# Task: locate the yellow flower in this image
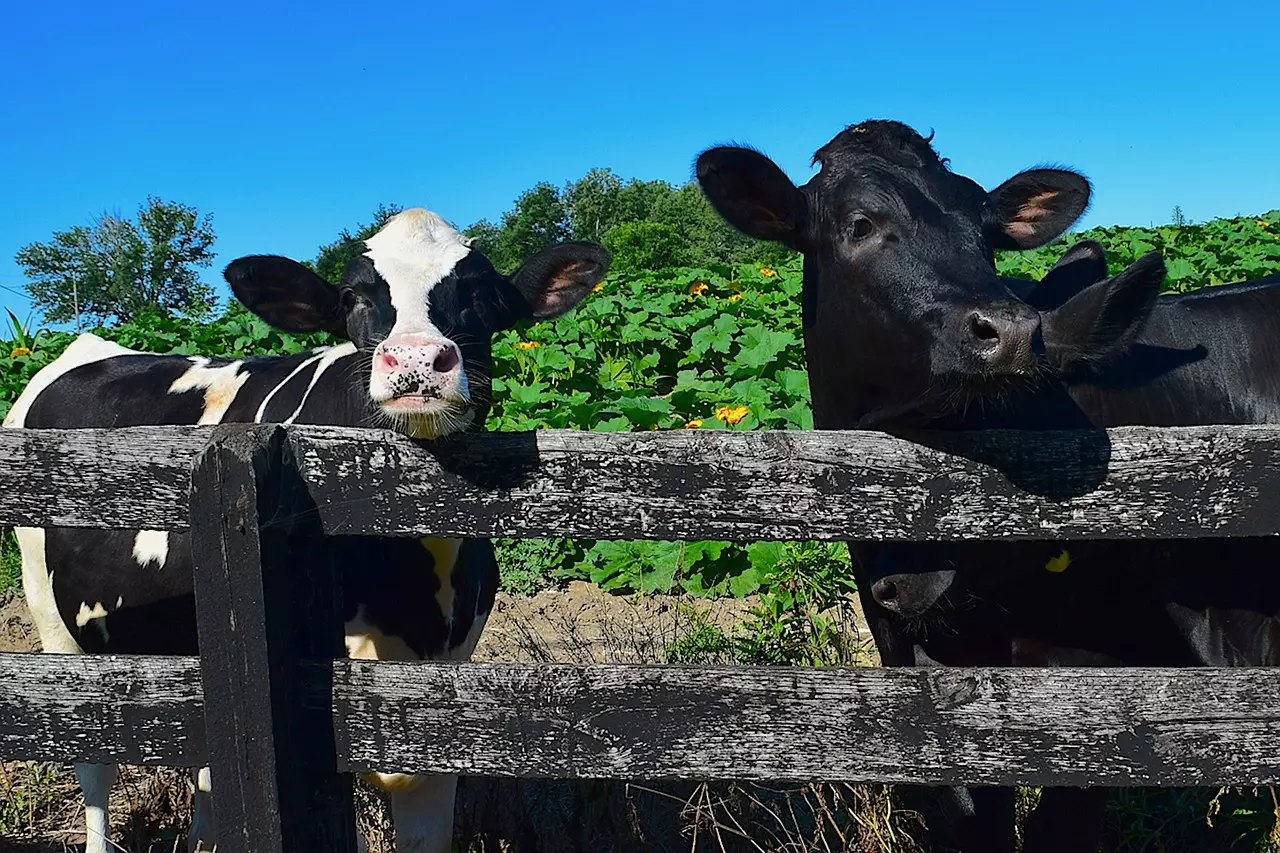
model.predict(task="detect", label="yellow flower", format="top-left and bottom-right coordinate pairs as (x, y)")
top-left (688, 281), bottom-right (709, 296)
top-left (715, 405), bottom-right (750, 425)
top-left (592, 282), bottom-right (604, 293)
top-left (1044, 550), bottom-right (1072, 573)
top-left (760, 267), bottom-right (777, 277)
top-left (1259, 220), bottom-right (1272, 229)
top-left (728, 293), bottom-right (743, 302)
top-left (517, 341), bottom-right (540, 350)
top-left (683, 419), bottom-right (703, 429)
top-left (9, 346), bottom-right (31, 359)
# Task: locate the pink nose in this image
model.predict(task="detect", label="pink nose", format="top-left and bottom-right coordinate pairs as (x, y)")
top-left (373, 335), bottom-right (461, 376)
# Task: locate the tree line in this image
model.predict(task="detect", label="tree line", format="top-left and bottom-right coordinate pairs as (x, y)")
top-left (14, 170), bottom-right (788, 326)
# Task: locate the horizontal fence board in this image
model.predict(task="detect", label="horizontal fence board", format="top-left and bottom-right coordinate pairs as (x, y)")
top-left (0, 426), bottom-right (211, 531)
top-left (0, 652), bottom-right (205, 765)
top-left (5, 423), bottom-right (1280, 540)
top-left (290, 424), bottom-right (1280, 540)
top-left (330, 661), bottom-right (1280, 786)
top-left (6, 652), bottom-right (1280, 786)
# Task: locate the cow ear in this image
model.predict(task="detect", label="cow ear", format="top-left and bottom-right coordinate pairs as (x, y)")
top-left (225, 256), bottom-right (347, 337)
top-left (1044, 252), bottom-right (1165, 375)
top-left (988, 168), bottom-right (1091, 250)
top-left (508, 242), bottom-right (610, 321)
top-left (1023, 240), bottom-right (1109, 310)
top-left (697, 146), bottom-right (807, 249)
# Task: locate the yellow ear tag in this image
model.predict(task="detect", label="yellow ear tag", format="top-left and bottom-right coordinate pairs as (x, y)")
top-left (1044, 550), bottom-right (1071, 573)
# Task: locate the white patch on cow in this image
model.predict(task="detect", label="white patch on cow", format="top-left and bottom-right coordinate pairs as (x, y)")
top-left (421, 538), bottom-right (461, 636)
top-left (363, 208), bottom-right (471, 339)
top-left (390, 774), bottom-right (459, 853)
top-left (15, 527), bottom-right (82, 654)
top-left (76, 601), bottom-right (110, 642)
top-left (132, 530), bottom-right (169, 568)
top-left (76, 763), bottom-right (117, 853)
top-left (168, 358), bottom-right (250, 424)
top-left (254, 350), bottom-right (329, 422)
top-left (282, 343), bottom-right (357, 423)
top-left (3, 334), bottom-right (139, 429)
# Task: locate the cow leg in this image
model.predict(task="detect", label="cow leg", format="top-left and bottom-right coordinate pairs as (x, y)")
top-left (75, 762), bottom-right (117, 853)
top-left (391, 774), bottom-right (458, 853)
top-left (1022, 787), bottom-right (1107, 853)
top-left (188, 766), bottom-right (216, 852)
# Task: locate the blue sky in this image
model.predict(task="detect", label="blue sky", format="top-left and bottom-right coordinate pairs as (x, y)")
top-left (2, 0), bottom-right (1277, 324)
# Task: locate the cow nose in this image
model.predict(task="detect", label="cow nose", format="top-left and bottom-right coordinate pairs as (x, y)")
top-left (871, 578), bottom-right (901, 612)
top-left (967, 306), bottom-right (1043, 373)
top-left (373, 335), bottom-right (462, 379)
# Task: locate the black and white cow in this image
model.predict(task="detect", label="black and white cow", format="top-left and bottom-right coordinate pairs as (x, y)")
top-left (4, 207), bottom-right (609, 853)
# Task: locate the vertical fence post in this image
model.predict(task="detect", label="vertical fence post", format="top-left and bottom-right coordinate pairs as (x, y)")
top-left (189, 424), bottom-right (356, 853)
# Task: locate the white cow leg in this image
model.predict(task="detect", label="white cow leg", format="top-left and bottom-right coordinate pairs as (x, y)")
top-left (75, 762), bottom-right (117, 853)
top-left (188, 766), bottom-right (217, 852)
top-left (390, 774), bottom-right (458, 853)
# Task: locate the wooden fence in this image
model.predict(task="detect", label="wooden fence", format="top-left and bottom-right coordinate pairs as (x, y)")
top-left (2, 422), bottom-right (1280, 852)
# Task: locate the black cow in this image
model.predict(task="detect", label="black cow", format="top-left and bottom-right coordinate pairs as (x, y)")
top-left (4, 207), bottom-right (609, 853)
top-left (699, 119), bottom-right (1280, 852)
top-left (696, 120), bottom-right (1100, 852)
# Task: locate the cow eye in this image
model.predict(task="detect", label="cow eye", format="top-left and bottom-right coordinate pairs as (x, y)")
top-left (850, 214), bottom-right (875, 240)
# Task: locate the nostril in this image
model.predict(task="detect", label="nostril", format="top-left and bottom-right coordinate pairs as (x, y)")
top-left (969, 312), bottom-right (1001, 345)
top-left (873, 578), bottom-right (899, 605)
top-left (378, 351), bottom-right (400, 370)
top-left (432, 345), bottom-right (460, 374)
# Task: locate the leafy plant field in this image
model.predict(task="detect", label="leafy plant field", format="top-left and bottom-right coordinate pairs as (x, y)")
top-left (2, 211), bottom-right (1278, 607)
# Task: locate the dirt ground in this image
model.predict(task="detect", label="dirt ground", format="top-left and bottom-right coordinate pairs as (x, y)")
top-left (1, 585), bottom-right (893, 853)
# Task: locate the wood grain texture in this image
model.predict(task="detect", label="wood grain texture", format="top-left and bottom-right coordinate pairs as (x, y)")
top-left (0, 651), bottom-right (204, 765)
top-left (4, 423), bottom-right (1280, 539)
top-left (327, 661), bottom-right (1280, 786)
top-left (6, 653), bottom-right (1280, 787)
top-left (0, 425), bottom-right (210, 530)
top-left (288, 424), bottom-right (1280, 541)
top-left (189, 424), bottom-right (356, 853)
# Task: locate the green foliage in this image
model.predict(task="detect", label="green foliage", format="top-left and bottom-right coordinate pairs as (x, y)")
top-left (602, 220), bottom-right (688, 273)
top-left (0, 529), bottom-right (20, 592)
top-left (996, 210), bottom-right (1280, 292)
top-left (15, 197), bottom-right (217, 326)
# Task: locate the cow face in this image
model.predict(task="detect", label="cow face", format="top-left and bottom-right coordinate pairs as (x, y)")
top-left (697, 121), bottom-right (1091, 427)
top-left (225, 208), bottom-right (609, 437)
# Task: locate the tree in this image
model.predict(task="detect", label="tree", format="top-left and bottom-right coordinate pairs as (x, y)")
top-left (16, 197), bottom-right (217, 326)
top-left (313, 203), bottom-right (405, 283)
top-left (489, 183), bottom-right (570, 272)
top-left (564, 167), bottom-right (625, 243)
top-left (462, 219), bottom-right (501, 258)
top-left (604, 220), bottom-right (689, 273)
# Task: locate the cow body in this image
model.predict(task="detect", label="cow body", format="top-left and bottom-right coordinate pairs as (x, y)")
top-left (5, 208), bottom-right (609, 853)
top-left (698, 120), bottom-right (1102, 853)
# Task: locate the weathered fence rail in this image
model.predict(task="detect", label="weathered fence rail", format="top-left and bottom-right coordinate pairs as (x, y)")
top-left (3, 421), bottom-right (1280, 852)
top-left (3, 422), bottom-right (1280, 538)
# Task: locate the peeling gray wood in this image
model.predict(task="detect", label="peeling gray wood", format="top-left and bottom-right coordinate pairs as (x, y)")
top-left (4, 423), bottom-right (1280, 539)
top-left (6, 652), bottom-right (1280, 787)
top-left (287, 424), bottom-right (1280, 541)
top-left (327, 661), bottom-right (1280, 787)
top-left (0, 425), bottom-right (211, 530)
top-left (0, 651), bottom-right (205, 765)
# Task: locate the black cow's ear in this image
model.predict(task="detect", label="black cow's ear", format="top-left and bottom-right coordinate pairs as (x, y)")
top-left (696, 146), bottom-right (807, 249)
top-left (224, 256), bottom-right (347, 337)
top-left (988, 168), bottom-right (1091, 250)
top-left (1023, 240), bottom-right (1109, 311)
top-left (1043, 251), bottom-right (1165, 375)
top-left (508, 242), bottom-right (610, 321)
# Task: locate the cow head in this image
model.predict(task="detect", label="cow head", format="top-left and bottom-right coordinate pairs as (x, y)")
top-left (697, 120), bottom-right (1091, 427)
top-left (225, 208), bottom-right (609, 437)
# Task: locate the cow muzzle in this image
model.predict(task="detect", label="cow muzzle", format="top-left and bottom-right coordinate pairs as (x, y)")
top-left (870, 569), bottom-right (957, 616)
top-left (369, 333), bottom-right (470, 421)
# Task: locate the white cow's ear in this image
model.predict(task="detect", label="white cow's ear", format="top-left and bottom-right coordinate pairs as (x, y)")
top-left (509, 242), bottom-right (610, 320)
top-left (225, 256), bottom-right (347, 336)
